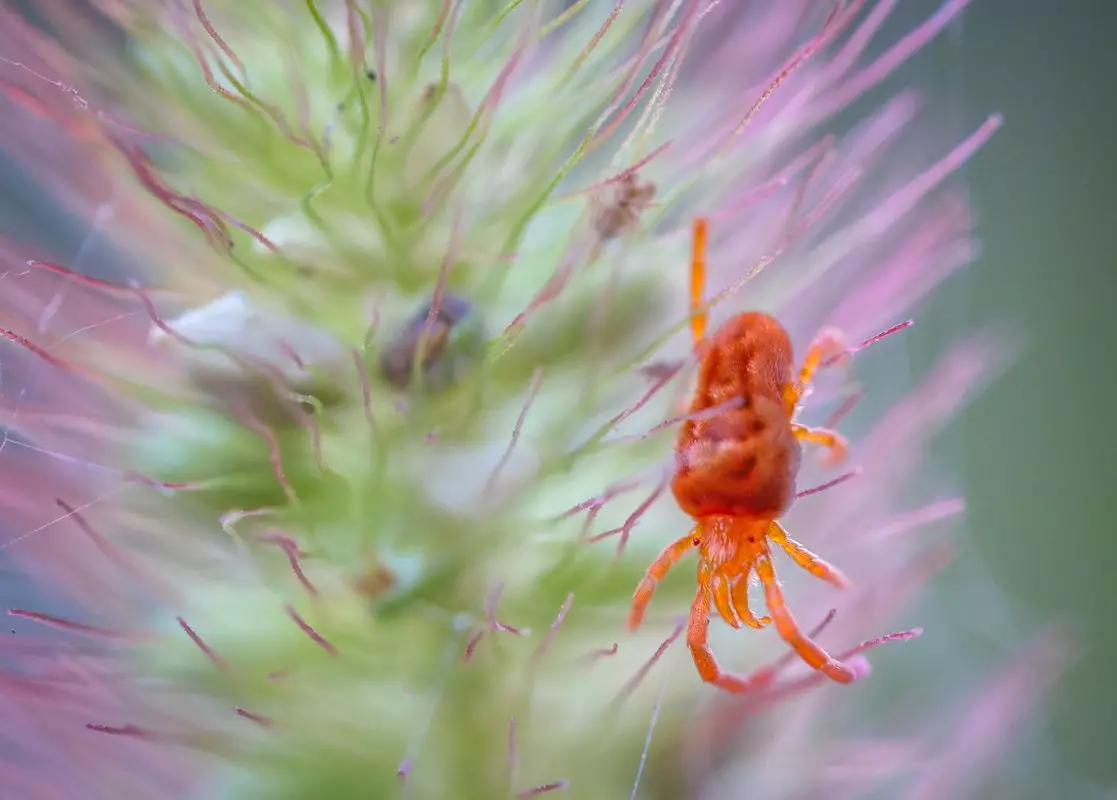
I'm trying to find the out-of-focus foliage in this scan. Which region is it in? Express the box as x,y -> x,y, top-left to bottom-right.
0,1 -> 1067,798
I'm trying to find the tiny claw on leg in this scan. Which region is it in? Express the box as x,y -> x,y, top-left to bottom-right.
792,423 -> 848,467
628,533 -> 696,632
754,551 -> 863,684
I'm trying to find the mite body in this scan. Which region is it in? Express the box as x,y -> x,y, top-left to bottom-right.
628,218 -> 862,693
672,311 -> 803,522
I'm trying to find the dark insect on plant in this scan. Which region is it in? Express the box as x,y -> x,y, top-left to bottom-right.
591,171 -> 657,241
378,293 -> 484,392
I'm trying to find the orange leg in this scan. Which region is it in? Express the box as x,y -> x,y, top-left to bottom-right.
730,569 -> 771,629
753,550 -> 864,684
768,522 -> 850,589
712,569 -> 741,629
687,560 -> 760,693
689,217 -> 709,346
791,423 -> 848,466
628,533 -> 696,632
784,327 -> 847,414
722,541 -> 771,630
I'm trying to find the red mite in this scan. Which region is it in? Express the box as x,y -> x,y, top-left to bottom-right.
628,217 -> 863,693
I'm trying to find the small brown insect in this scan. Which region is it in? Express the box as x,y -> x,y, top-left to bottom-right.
378,293 -> 483,392
592,172 -> 656,240
352,561 -> 397,600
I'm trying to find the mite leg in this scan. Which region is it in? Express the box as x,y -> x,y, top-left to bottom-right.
689,217 -> 709,346
730,569 -> 772,629
628,533 -> 696,632
791,423 -> 848,466
687,561 -> 759,693
767,521 -> 850,589
754,550 -> 864,684
784,327 -> 847,413
712,568 -> 742,629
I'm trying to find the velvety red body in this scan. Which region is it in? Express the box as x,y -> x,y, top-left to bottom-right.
671,311 -> 803,520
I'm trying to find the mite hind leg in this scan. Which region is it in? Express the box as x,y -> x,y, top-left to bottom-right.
754,549 -> 866,684
689,217 -> 710,346
784,327 -> 848,413
791,422 -> 848,466
628,533 -> 696,632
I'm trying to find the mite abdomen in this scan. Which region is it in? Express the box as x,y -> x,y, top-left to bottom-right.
694,312 -> 795,407
672,394 -> 802,519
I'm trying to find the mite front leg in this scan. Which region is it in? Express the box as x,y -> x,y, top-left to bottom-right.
730,569 -> 771,629
628,533 -> 696,632
712,569 -> 742,629
687,562 -> 760,693
768,522 -> 850,589
791,423 -> 848,466
754,550 -> 865,684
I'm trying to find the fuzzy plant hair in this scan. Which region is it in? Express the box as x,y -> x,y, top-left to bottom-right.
0,1 -> 1069,799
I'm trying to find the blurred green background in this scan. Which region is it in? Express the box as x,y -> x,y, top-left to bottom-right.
882,0 -> 1117,795
1,0 -> 1112,797
963,0 -> 1115,792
